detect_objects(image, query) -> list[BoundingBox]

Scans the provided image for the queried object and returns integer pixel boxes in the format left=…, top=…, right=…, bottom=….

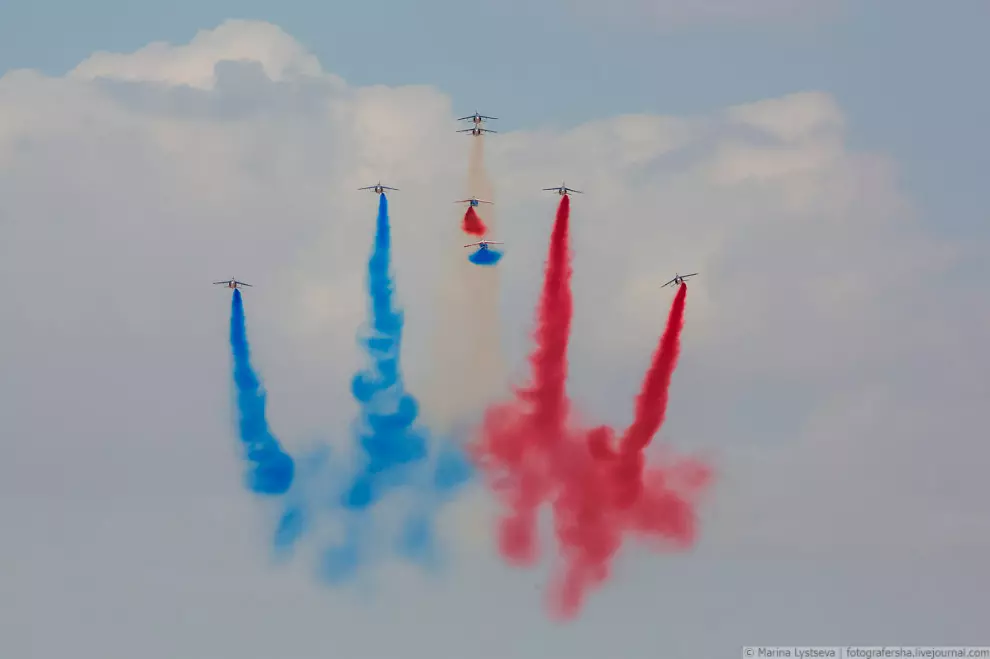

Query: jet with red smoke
left=662, top=272, right=698, bottom=288
left=456, top=197, right=492, bottom=236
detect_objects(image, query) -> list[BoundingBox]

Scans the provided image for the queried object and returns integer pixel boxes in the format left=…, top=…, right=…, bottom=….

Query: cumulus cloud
left=1, top=19, right=986, bottom=623
left=70, top=20, right=326, bottom=89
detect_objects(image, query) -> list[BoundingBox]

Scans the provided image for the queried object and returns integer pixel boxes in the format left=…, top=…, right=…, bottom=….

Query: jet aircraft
left=358, top=182, right=399, bottom=194
left=455, top=196, right=493, bottom=207
left=214, top=278, right=252, bottom=289
left=458, top=111, right=497, bottom=125
left=458, top=126, right=496, bottom=136
left=463, top=238, right=504, bottom=251
left=662, top=273, right=698, bottom=287
left=543, top=182, right=583, bottom=195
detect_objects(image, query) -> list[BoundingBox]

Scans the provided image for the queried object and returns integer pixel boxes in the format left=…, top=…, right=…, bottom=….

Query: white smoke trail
left=423, top=135, right=505, bottom=436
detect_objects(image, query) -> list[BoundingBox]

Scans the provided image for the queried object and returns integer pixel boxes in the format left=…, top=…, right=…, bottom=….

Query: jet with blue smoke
left=275, top=193, right=473, bottom=583
left=229, top=288, right=294, bottom=495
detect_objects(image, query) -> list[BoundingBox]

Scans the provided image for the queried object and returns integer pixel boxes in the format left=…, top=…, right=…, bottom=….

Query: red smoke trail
left=462, top=206, right=487, bottom=235
left=555, top=282, right=711, bottom=618
left=473, top=195, right=572, bottom=564
left=474, top=204, right=710, bottom=620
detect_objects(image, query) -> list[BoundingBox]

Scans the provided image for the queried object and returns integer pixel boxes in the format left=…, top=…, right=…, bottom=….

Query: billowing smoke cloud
left=274, top=193, right=473, bottom=582
left=473, top=196, right=711, bottom=619
left=468, top=248, right=503, bottom=267
left=462, top=206, right=487, bottom=235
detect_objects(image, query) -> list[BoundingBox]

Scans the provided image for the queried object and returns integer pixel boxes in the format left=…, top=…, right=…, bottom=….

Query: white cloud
left=725, top=91, right=845, bottom=141
left=1, top=19, right=987, bottom=653
left=70, top=19, right=326, bottom=89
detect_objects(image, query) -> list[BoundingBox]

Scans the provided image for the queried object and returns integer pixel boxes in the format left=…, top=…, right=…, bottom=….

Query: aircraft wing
left=240, top=282, right=253, bottom=287
left=456, top=128, right=474, bottom=133
left=542, top=187, right=561, bottom=191
left=457, top=115, right=475, bottom=121
left=476, top=199, right=493, bottom=204
left=566, top=188, right=584, bottom=194
left=480, top=128, right=497, bottom=133
left=213, top=281, right=230, bottom=285
left=684, top=273, right=698, bottom=278
left=661, top=278, right=676, bottom=287
left=381, top=186, right=398, bottom=191
left=480, top=115, right=497, bottom=120
left=357, top=186, right=374, bottom=190
left=463, top=242, right=481, bottom=248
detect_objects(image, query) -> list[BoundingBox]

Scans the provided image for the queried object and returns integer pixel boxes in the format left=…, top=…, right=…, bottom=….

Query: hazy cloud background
left=1, top=9, right=988, bottom=659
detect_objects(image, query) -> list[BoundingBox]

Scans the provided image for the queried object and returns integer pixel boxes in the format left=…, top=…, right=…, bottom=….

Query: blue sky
left=2, top=0, right=987, bottom=240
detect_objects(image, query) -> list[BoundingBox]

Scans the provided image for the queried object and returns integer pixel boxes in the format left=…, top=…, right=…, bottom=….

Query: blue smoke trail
left=229, top=289, right=295, bottom=495
left=315, top=193, right=473, bottom=582
left=468, top=247, right=503, bottom=266
left=346, top=192, right=427, bottom=507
